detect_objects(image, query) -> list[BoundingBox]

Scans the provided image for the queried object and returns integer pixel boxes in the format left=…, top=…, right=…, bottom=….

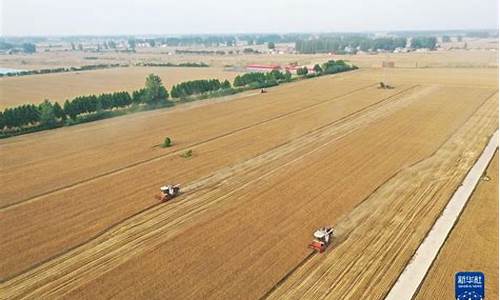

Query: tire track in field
left=265, top=91, right=498, bottom=300
left=1, top=83, right=376, bottom=211
left=0, top=85, right=425, bottom=298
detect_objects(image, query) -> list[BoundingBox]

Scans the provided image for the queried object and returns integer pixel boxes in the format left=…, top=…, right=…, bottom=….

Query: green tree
left=143, top=74, right=169, bottom=105
left=296, top=67, right=308, bottom=76
left=0, top=111, right=4, bottom=130
left=64, top=99, right=78, bottom=120
left=221, top=79, right=231, bottom=89
left=39, top=100, right=57, bottom=126
left=128, top=38, right=136, bottom=49
left=22, top=43, right=36, bottom=54
left=313, top=64, right=323, bottom=74
left=161, top=137, right=172, bottom=148
left=132, top=89, right=146, bottom=104
left=267, top=42, right=276, bottom=49
left=53, top=102, right=66, bottom=120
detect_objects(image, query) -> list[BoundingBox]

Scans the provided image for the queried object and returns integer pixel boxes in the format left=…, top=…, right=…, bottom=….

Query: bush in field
left=161, top=137, right=172, bottom=148
left=181, top=149, right=193, bottom=158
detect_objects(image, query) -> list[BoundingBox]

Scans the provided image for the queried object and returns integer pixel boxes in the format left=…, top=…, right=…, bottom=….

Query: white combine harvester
left=309, top=226, right=335, bottom=253
left=155, top=184, right=181, bottom=202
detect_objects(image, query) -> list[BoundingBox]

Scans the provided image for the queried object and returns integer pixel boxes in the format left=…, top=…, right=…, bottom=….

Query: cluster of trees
left=295, top=60, right=356, bottom=77
left=0, top=62, right=211, bottom=78
left=0, top=63, right=124, bottom=77
left=171, top=79, right=231, bottom=98
left=22, top=43, right=37, bottom=53
left=175, top=49, right=226, bottom=55
left=0, top=41, right=36, bottom=54
left=233, top=70, right=292, bottom=87
left=0, top=100, right=66, bottom=129
left=1, top=61, right=359, bottom=136
left=441, top=35, right=451, bottom=43
left=0, top=74, right=169, bottom=132
left=243, top=48, right=261, bottom=54
left=465, top=31, right=491, bottom=38
left=295, top=36, right=407, bottom=54
left=410, top=37, right=437, bottom=49
left=62, top=91, right=132, bottom=119
left=320, top=60, right=357, bottom=74
left=125, top=34, right=303, bottom=48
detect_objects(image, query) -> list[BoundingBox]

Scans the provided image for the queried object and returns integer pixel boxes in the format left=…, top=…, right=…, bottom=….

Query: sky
left=1, top=0, right=498, bottom=36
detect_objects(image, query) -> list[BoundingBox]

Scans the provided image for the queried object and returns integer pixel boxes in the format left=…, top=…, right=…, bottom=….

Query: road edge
left=385, top=129, right=499, bottom=300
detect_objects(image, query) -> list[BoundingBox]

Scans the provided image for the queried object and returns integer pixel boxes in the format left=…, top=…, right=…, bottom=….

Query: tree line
left=233, top=70, right=292, bottom=87
left=175, top=49, right=226, bottom=55
left=137, top=62, right=209, bottom=68
left=1, top=61, right=358, bottom=137
left=171, top=79, right=231, bottom=98
left=295, top=36, right=408, bottom=54
left=0, top=64, right=124, bottom=77
left=0, top=74, right=168, bottom=131
left=410, top=37, right=437, bottom=50
left=1, top=62, right=211, bottom=78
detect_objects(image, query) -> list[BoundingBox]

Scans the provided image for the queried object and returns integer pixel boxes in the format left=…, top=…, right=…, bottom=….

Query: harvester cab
left=156, top=184, right=181, bottom=202
left=309, top=226, right=335, bottom=253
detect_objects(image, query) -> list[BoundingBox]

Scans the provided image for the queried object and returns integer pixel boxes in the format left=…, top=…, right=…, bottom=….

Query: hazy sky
left=1, top=0, right=498, bottom=36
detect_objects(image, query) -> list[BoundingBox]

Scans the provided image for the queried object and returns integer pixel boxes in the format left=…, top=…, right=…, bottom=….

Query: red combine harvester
left=309, top=226, right=335, bottom=253
left=155, top=184, right=181, bottom=202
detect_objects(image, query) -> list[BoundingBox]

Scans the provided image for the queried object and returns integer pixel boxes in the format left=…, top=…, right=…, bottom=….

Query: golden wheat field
left=0, top=50, right=498, bottom=299
left=0, top=66, right=240, bottom=109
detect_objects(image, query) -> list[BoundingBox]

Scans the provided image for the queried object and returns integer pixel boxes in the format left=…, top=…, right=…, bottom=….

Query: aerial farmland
left=1, top=1, right=499, bottom=299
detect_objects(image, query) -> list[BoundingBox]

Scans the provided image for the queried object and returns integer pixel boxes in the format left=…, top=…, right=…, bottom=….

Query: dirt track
left=1, top=67, right=498, bottom=299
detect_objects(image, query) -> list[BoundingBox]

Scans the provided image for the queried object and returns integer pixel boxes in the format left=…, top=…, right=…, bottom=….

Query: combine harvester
left=155, top=184, right=181, bottom=202
left=309, top=226, right=335, bottom=253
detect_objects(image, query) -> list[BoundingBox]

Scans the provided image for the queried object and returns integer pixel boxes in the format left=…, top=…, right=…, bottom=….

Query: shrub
left=161, top=137, right=172, bottom=148
left=180, top=149, right=193, bottom=158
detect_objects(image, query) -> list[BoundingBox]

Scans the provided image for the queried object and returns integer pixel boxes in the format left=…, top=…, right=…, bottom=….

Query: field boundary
left=385, top=130, right=499, bottom=300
